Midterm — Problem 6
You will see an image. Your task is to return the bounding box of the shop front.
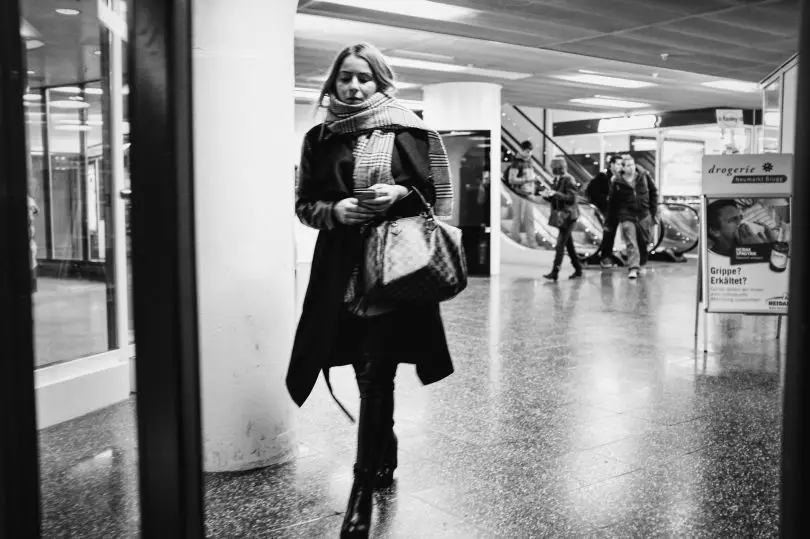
[551,108,761,208]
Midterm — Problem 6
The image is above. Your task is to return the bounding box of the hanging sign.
[701,154,793,314]
[715,109,744,129]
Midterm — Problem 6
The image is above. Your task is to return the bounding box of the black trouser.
[598,223,617,260]
[552,221,582,272]
[350,312,398,477]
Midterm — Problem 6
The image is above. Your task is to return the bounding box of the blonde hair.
[316,43,397,109]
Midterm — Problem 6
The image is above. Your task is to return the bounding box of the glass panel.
[440,130,492,274]
[762,79,781,153]
[20,0,139,535]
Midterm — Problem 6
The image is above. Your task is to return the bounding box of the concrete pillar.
[192,0,297,472]
[422,82,503,275]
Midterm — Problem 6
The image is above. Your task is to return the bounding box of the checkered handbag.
[362,189,468,304]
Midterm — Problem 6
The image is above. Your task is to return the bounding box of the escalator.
[500,125,700,265]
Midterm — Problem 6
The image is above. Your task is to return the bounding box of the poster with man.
[701,154,793,314]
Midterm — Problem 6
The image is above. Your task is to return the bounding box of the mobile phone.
[354,188,377,201]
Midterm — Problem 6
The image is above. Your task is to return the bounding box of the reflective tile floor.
[40,261,784,538]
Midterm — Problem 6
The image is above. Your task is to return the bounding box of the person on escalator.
[587,155,623,268]
[543,158,583,281]
[506,140,539,248]
[606,154,658,279]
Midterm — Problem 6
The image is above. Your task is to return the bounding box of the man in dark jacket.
[606,154,658,279]
[586,155,622,267]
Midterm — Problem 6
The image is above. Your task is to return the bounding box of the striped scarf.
[327,93,452,315]
[325,92,452,217]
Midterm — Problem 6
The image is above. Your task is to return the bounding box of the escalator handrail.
[502,129,554,188]
[657,202,701,254]
[499,175,607,228]
[510,105,593,183]
[502,129,592,207]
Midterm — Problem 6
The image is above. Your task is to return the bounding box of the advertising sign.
[701,154,793,314]
[715,109,744,129]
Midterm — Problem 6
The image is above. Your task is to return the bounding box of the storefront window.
[20,0,140,532]
[22,0,131,366]
[762,79,781,153]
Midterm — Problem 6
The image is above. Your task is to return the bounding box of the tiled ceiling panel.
[300,0,799,82]
[295,14,766,113]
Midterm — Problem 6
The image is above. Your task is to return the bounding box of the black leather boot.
[342,368,391,537]
[569,270,583,279]
[543,269,559,281]
[340,465,375,539]
[375,432,397,488]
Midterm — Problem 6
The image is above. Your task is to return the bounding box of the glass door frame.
[3,0,204,535]
[0,0,41,534]
[31,0,134,429]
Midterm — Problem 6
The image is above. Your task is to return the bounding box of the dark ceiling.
[299,0,800,82]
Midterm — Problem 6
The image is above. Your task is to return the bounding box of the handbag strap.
[407,187,435,217]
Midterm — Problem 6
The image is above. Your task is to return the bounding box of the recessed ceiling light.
[570,96,649,109]
[23,93,41,101]
[387,57,466,73]
[387,56,531,80]
[93,50,102,56]
[389,50,456,62]
[316,0,476,20]
[55,124,92,131]
[27,70,35,75]
[553,73,656,89]
[50,100,90,109]
[701,79,759,92]
[55,8,81,16]
[50,86,82,95]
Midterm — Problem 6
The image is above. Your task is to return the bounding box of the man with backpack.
[505,140,539,248]
[606,154,658,279]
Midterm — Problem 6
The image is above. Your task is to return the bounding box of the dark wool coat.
[286,124,455,408]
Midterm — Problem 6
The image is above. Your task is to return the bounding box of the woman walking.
[286,43,456,538]
[543,157,583,280]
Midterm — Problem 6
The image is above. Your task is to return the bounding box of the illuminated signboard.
[597,114,660,133]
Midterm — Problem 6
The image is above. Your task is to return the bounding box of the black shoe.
[543,271,559,281]
[341,466,374,539]
[376,433,397,488]
[569,270,583,279]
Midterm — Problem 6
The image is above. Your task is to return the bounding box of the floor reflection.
[39,260,782,537]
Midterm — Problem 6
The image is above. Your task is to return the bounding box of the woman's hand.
[333,198,377,225]
[360,184,409,214]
